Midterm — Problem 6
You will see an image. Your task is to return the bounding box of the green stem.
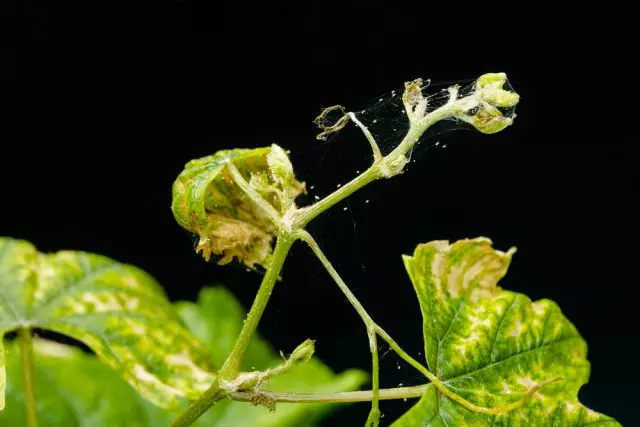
[230,384,427,404]
[347,112,382,161]
[18,327,38,427]
[219,236,294,377]
[297,99,466,228]
[372,325,432,380]
[295,166,382,228]
[169,382,225,427]
[365,327,380,427]
[171,236,294,427]
[386,101,459,161]
[298,230,430,376]
[297,230,376,332]
[227,162,281,226]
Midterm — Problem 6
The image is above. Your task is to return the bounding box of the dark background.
[3,0,635,425]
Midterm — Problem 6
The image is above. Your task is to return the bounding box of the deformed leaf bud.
[289,339,315,365]
[475,72,520,108]
[452,72,520,134]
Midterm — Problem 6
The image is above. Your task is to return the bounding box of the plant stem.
[297,230,376,337]
[296,99,467,228]
[219,236,294,378]
[169,382,225,427]
[365,327,380,427]
[371,325,432,380]
[386,101,459,162]
[227,162,281,226]
[18,327,38,427]
[298,229,420,426]
[171,236,294,427]
[295,166,382,228]
[347,112,382,161]
[231,384,427,404]
[298,230,431,377]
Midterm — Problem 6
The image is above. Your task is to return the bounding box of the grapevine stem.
[365,326,381,427]
[347,112,382,161]
[18,327,38,427]
[170,236,294,427]
[230,384,427,404]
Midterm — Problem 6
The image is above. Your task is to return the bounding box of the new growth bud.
[289,339,315,365]
[475,73,520,108]
[455,72,520,134]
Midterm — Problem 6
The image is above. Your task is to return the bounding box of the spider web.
[347,76,517,159]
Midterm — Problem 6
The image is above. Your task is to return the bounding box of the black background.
[3,0,635,425]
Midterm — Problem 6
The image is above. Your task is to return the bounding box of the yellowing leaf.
[0,237,215,411]
[1,286,367,426]
[171,145,305,269]
[392,238,620,426]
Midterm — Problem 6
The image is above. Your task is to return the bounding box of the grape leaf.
[0,237,216,411]
[1,286,367,426]
[2,339,161,426]
[171,145,305,269]
[392,238,620,426]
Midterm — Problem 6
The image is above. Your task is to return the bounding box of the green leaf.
[0,237,215,411]
[392,238,620,426]
[2,339,162,426]
[1,286,367,426]
[171,145,305,269]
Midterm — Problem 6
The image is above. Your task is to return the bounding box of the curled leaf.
[313,105,349,141]
[392,238,620,426]
[0,237,216,411]
[171,146,305,269]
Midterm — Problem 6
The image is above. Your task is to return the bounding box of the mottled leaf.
[0,237,215,411]
[171,145,305,269]
[392,238,620,426]
[1,286,367,426]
